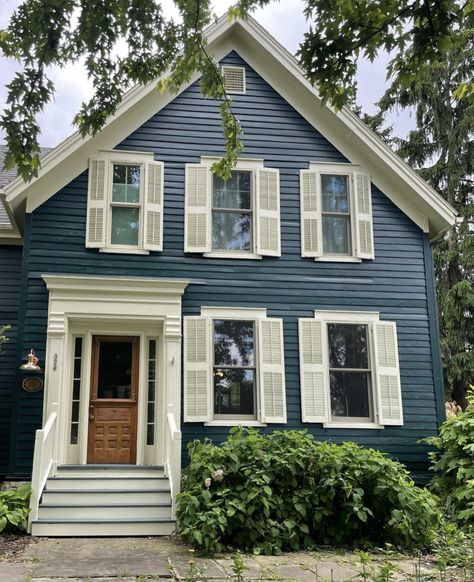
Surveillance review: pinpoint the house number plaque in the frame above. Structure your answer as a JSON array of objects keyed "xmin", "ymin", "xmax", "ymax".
[{"xmin": 22, "ymin": 377, "xmax": 44, "ymax": 393}]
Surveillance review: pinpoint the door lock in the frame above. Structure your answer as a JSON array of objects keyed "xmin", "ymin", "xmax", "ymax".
[{"xmin": 89, "ymin": 404, "xmax": 95, "ymax": 421}]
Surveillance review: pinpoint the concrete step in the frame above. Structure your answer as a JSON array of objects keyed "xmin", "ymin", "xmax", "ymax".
[
  {"xmin": 46, "ymin": 477, "xmax": 170, "ymax": 490},
  {"xmin": 38, "ymin": 503, "xmax": 173, "ymax": 520},
  {"xmin": 31, "ymin": 518, "xmax": 176, "ymax": 537},
  {"xmin": 55, "ymin": 464, "xmax": 165, "ymax": 478},
  {"xmin": 41, "ymin": 489, "xmax": 172, "ymax": 505}
]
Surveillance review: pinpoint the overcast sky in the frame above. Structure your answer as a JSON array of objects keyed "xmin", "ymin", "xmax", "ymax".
[{"xmin": 0, "ymin": 0, "xmax": 412, "ymax": 148}]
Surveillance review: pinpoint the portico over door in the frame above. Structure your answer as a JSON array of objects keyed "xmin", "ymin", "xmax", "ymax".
[{"xmin": 87, "ymin": 336, "xmax": 139, "ymax": 464}]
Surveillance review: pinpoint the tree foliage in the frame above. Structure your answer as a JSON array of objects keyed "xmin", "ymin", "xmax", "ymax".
[
  {"xmin": 0, "ymin": 324, "xmax": 10, "ymax": 355},
  {"xmin": 1, "ymin": 0, "xmax": 473, "ymax": 181},
  {"xmin": 377, "ymin": 27, "xmax": 474, "ymax": 407}
]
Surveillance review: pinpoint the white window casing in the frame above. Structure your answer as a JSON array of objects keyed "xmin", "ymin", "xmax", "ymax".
[
  {"xmin": 184, "ymin": 164, "xmax": 211, "ymax": 253},
  {"xmin": 256, "ymin": 168, "xmax": 281, "ymax": 257},
  {"xmin": 183, "ymin": 316, "xmax": 212, "ymax": 422},
  {"xmin": 298, "ymin": 311, "xmax": 403, "ymax": 427},
  {"xmin": 354, "ymin": 172, "xmax": 375, "ymax": 259},
  {"xmin": 86, "ymin": 159, "xmax": 107, "ymax": 248},
  {"xmin": 298, "ymin": 318, "xmax": 329, "ymax": 422},
  {"xmin": 258, "ymin": 318, "xmax": 286, "ymax": 423},
  {"xmin": 143, "ymin": 161, "xmax": 164, "ymax": 251},
  {"xmin": 86, "ymin": 153, "xmax": 164, "ymax": 253},
  {"xmin": 302, "ymin": 163, "xmax": 375, "ymax": 261},
  {"xmin": 373, "ymin": 321, "xmax": 403, "ymax": 425},
  {"xmin": 185, "ymin": 160, "xmax": 281, "ymax": 258},
  {"xmin": 183, "ymin": 311, "xmax": 286, "ymax": 424}
]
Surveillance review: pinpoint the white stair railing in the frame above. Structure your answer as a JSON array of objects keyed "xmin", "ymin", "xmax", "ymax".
[
  {"xmin": 28, "ymin": 402, "xmax": 59, "ymax": 530},
  {"xmin": 165, "ymin": 411, "xmax": 182, "ymax": 519}
]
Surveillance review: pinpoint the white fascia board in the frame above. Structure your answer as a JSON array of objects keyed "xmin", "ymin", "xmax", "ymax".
[
  {"xmin": 5, "ymin": 14, "xmax": 456, "ymax": 237},
  {"xmin": 233, "ymin": 18, "xmax": 457, "ymax": 236}
]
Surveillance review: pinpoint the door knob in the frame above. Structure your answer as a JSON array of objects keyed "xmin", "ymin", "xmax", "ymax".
[{"xmin": 89, "ymin": 404, "xmax": 95, "ymax": 421}]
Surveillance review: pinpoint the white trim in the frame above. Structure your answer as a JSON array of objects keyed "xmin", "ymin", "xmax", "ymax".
[
  {"xmin": 201, "ymin": 306, "xmax": 267, "ymax": 319},
  {"xmin": 96, "ymin": 150, "xmax": 154, "ymax": 162},
  {"xmin": 314, "ymin": 310, "xmax": 380, "ymax": 322},
  {"xmin": 99, "ymin": 247, "xmax": 150, "ymax": 255},
  {"xmin": 200, "ymin": 156, "xmax": 264, "ymax": 169},
  {"xmin": 323, "ymin": 422, "xmax": 383, "ymax": 430},
  {"xmin": 203, "ymin": 252, "xmax": 262, "ymax": 260},
  {"xmin": 315, "ymin": 256, "xmax": 361, "ymax": 263},
  {"xmin": 204, "ymin": 420, "xmax": 267, "ymax": 427},
  {"xmin": 3, "ymin": 15, "xmax": 456, "ymax": 236}
]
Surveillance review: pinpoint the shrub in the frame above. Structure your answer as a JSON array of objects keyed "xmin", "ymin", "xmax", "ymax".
[
  {"xmin": 425, "ymin": 387, "xmax": 474, "ymax": 525},
  {"xmin": 0, "ymin": 483, "xmax": 31, "ymax": 533},
  {"xmin": 177, "ymin": 428, "xmax": 440, "ymax": 554}
]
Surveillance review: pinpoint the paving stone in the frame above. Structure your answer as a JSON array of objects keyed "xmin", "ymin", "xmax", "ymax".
[
  {"xmin": 170, "ymin": 557, "xmax": 227, "ymax": 579},
  {"xmin": 31, "ymin": 578, "xmax": 137, "ymax": 582},
  {"xmin": 0, "ymin": 562, "xmax": 32, "ymax": 582},
  {"xmin": 215, "ymin": 557, "xmax": 265, "ymax": 580},
  {"xmin": 269, "ymin": 563, "xmax": 321, "ymax": 581}
]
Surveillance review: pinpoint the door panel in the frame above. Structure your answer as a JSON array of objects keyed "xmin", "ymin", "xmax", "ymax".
[{"xmin": 87, "ymin": 336, "xmax": 139, "ymax": 464}]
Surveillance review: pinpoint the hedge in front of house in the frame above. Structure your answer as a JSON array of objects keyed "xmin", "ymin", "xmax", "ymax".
[{"xmin": 177, "ymin": 428, "xmax": 440, "ymax": 554}]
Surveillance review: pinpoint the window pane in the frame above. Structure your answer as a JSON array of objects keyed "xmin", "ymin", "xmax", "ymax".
[
  {"xmin": 214, "ymin": 320, "xmax": 254, "ymax": 366},
  {"xmin": 321, "ymin": 175, "xmax": 349, "ymax": 213},
  {"xmin": 328, "ymin": 324, "xmax": 368, "ymax": 369},
  {"xmin": 213, "ymin": 171, "xmax": 251, "ymax": 209},
  {"xmin": 214, "ymin": 368, "xmax": 255, "ymax": 415},
  {"xmin": 97, "ymin": 341, "xmax": 133, "ymax": 399},
  {"xmin": 212, "ymin": 211, "xmax": 251, "ymax": 251},
  {"xmin": 111, "ymin": 207, "xmax": 139, "ymax": 246},
  {"xmin": 112, "ymin": 164, "xmax": 140, "ymax": 203},
  {"xmin": 330, "ymin": 371, "xmax": 371, "ymax": 418},
  {"xmin": 322, "ymin": 215, "xmax": 350, "ymax": 254}
]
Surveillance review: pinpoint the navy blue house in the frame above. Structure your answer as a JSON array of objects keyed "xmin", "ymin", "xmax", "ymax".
[{"xmin": 0, "ymin": 16, "xmax": 457, "ymax": 536}]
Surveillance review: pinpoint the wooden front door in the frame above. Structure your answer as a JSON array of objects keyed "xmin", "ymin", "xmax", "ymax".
[{"xmin": 87, "ymin": 336, "xmax": 139, "ymax": 464}]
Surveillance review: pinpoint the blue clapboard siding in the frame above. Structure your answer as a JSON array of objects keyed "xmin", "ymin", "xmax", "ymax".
[
  {"xmin": 11, "ymin": 52, "xmax": 441, "ymax": 479},
  {"xmin": 0, "ymin": 245, "xmax": 22, "ymax": 476}
]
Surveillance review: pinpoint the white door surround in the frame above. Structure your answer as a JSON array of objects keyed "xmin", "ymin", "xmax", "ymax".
[{"xmin": 41, "ymin": 275, "xmax": 188, "ymax": 467}]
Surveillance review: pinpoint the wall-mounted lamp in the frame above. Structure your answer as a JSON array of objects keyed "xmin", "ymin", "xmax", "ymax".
[{"xmin": 20, "ymin": 349, "xmax": 42, "ymax": 373}]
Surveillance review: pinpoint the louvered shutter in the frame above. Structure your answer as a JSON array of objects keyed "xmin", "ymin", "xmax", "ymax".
[
  {"xmin": 86, "ymin": 159, "xmax": 107, "ymax": 248},
  {"xmin": 354, "ymin": 173, "xmax": 374, "ymax": 259},
  {"xmin": 258, "ymin": 318, "xmax": 286, "ymax": 423},
  {"xmin": 373, "ymin": 321, "xmax": 403, "ymax": 425},
  {"xmin": 143, "ymin": 161, "xmax": 164, "ymax": 251},
  {"xmin": 256, "ymin": 168, "xmax": 281, "ymax": 257},
  {"xmin": 300, "ymin": 170, "xmax": 323, "ymax": 257},
  {"xmin": 184, "ymin": 164, "xmax": 211, "ymax": 253},
  {"xmin": 298, "ymin": 319, "xmax": 329, "ymax": 423},
  {"xmin": 183, "ymin": 317, "xmax": 212, "ymax": 422}
]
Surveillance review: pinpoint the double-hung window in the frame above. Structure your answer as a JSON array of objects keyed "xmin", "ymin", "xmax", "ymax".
[
  {"xmin": 299, "ymin": 311, "xmax": 403, "ymax": 427},
  {"xmin": 300, "ymin": 163, "xmax": 374, "ymax": 261},
  {"xmin": 86, "ymin": 151, "xmax": 164, "ymax": 254},
  {"xmin": 184, "ymin": 159, "xmax": 281, "ymax": 258},
  {"xmin": 184, "ymin": 308, "xmax": 286, "ymax": 425}
]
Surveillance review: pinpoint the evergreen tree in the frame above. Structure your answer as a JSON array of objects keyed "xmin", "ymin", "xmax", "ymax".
[{"xmin": 378, "ymin": 31, "xmax": 474, "ymax": 407}]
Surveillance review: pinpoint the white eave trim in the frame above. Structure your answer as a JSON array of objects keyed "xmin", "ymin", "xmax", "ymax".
[{"xmin": 4, "ymin": 14, "xmax": 457, "ymax": 238}]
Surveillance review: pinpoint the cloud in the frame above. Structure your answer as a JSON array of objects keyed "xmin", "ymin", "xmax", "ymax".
[{"xmin": 0, "ymin": 0, "xmax": 412, "ymax": 147}]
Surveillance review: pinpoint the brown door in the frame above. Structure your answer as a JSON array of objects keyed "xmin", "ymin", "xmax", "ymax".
[{"xmin": 87, "ymin": 336, "xmax": 139, "ymax": 464}]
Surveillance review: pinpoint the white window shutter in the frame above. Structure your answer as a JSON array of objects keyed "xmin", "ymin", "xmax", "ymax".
[
  {"xmin": 143, "ymin": 161, "xmax": 164, "ymax": 251},
  {"xmin": 86, "ymin": 159, "xmax": 107, "ymax": 248},
  {"xmin": 373, "ymin": 321, "xmax": 403, "ymax": 425},
  {"xmin": 184, "ymin": 164, "xmax": 211, "ymax": 253},
  {"xmin": 183, "ymin": 317, "xmax": 212, "ymax": 422},
  {"xmin": 258, "ymin": 318, "xmax": 286, "ymax": 423},
  {"xmin": 354, "ymin": 173, "xmax": 374, "ymax": 259},
  {"xmin": 298, "ymin": 318, "xmax": 329, "ymax": 423},
  {"xmin": 256, "ymin": 168, "xmax": 281, "ymax": 257},
  {"xmin": 300, "ymin": 170, "xmax": 323, "ymax": 257}
]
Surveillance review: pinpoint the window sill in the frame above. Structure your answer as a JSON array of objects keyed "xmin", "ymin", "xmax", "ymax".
[
  {"xmin": 99, "ymin": 247, "xmax": 150, "ymax": 255},
  {"xmin": 204, "ymin": 252, "xmax": 263, "ymax": 260},
  {"xmin": 204, "ymin": 420, "xmax": 267, "ymax": 427},
  {"xmin": 323, "ymin": 422, "xmax": 383, "ymax": 430},
  {"xmin": 314, "ymin": 256, "xmax": 362, "ymax": 263}
]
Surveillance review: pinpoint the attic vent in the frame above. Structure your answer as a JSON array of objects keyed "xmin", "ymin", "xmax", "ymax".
[{"xmin": 222, "ymin": 66, "xmax": 246, "ymax": 94}]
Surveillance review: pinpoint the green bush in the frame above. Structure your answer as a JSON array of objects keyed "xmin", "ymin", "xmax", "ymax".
[
  {"xmin": 425, "ymin": 387, "xmax": 474, "ymax": 525},
  {"xmin": 0, "ymin": 483, "xmax": 31, "ymax": 533},
  {"xmin": 177, "ymin": 428, "xmax": 440, "ymax": 554}
]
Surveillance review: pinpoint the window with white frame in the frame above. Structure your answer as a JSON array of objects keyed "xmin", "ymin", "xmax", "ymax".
[
  {"xmin": 85, "ymin": 151, "xmax": 164, "ymax": 253},
  {"xmin": 298, "ymin": 311, "xmax": 403, "ymax": 427},
  {"xmin": 300, "ymin": 164, "xmax": 374, "ymax": 261},
  {"xmin": 183, "ymin": 308, "xmax": 286, "ymax": 424},
  {"xmin": 184, "ymin": 159, "xmax": 281, "ymax": 258}
]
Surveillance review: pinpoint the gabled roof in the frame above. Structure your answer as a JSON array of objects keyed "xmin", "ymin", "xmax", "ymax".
[{"xmin": 2, "ymin": 15, "xmax": 457, "ymax": 238}]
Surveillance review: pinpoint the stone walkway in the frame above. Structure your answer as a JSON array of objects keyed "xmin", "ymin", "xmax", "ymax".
[{"xmin": 0, "ymin": 537, "xmax": 438, "ymax": 581}]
